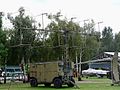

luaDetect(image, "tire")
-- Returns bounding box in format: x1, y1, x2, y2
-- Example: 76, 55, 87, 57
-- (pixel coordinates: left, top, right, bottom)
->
23, 80, 26, 83
111, 84, 114, 86
53, 78, 62, 88
44, 83, 51, 87
30, 78, 38, 87
67, 78, 75, 87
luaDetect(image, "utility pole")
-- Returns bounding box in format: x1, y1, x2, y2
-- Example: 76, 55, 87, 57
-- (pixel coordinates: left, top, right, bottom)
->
79, 20, 89, 70
41, 13, 48, 29
63, 29, 70, 80
70, 17, 79, 76
35, 13, 47, 45
64, 30, 69, 62
42, 13, 47, 46
18, 7, 27, 80
76, 19, 89, 81
19, 7, 25, 44
70, 17, 80, 78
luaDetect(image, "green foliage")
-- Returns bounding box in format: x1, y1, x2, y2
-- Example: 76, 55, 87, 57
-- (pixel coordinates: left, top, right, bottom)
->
101, 27, 113, 52
79, 20, 100, 61
2, 8, 119, 66
7, 7, 35, 65
46, 13, 100, 63
114, 32, 120, 51
46, 12, 82, 61
0, 17, 8, 64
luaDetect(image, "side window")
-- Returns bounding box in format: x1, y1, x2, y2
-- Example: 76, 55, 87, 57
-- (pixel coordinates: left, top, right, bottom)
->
15, 69, 21, 72
6, 69, 14, 72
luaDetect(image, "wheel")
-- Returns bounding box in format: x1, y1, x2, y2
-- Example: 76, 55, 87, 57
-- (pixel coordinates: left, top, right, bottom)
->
53, 78, 62, 88
23, 80, 26, 83
67, 78, 75, 87
111, 83, 114, 86
44, 83, 51, 87
30, 78, 38, 87
78, 76, 82, 81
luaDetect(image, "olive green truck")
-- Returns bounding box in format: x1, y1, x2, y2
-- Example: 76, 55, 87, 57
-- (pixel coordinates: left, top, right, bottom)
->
29, 61, 75, 88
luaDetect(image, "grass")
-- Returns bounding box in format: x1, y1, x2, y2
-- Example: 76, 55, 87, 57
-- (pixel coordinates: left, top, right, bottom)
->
0, 83, 76, 90
0, 77, 120, 90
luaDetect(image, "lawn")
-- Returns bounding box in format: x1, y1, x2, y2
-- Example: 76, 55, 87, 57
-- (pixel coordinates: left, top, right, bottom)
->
0, 78, 120, 90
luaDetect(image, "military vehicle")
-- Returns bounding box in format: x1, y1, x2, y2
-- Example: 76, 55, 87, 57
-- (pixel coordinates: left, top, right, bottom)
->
29, 61, 75, 88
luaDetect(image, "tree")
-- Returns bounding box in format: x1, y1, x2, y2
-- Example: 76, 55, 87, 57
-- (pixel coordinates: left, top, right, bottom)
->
101, 27, 114, 52
45, 12, 83, 62
114, 32, 120, 51
7, 7, 35, 65
46, 13, 99, 63
6, 9, 103, 64
0, 13, 8, 65
81, 20, 100, 61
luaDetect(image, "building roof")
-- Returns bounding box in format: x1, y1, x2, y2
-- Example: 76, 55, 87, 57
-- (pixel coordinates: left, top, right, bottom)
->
104, 52, 120, 57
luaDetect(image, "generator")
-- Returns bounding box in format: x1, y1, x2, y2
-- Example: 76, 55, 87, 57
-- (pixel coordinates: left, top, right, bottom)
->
29, 61, 75, 88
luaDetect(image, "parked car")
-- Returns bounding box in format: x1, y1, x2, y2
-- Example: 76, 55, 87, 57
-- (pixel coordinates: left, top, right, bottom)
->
1, 66, 24, 81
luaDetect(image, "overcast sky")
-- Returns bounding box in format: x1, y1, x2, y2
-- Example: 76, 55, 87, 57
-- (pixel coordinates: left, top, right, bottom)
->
0, 0, 120, 34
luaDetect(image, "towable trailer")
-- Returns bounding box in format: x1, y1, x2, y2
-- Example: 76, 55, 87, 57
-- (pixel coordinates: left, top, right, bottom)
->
29, 61, 75, 88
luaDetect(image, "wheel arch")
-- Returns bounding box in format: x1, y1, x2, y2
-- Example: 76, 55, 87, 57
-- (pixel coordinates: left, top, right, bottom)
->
52, 76, 62, 83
